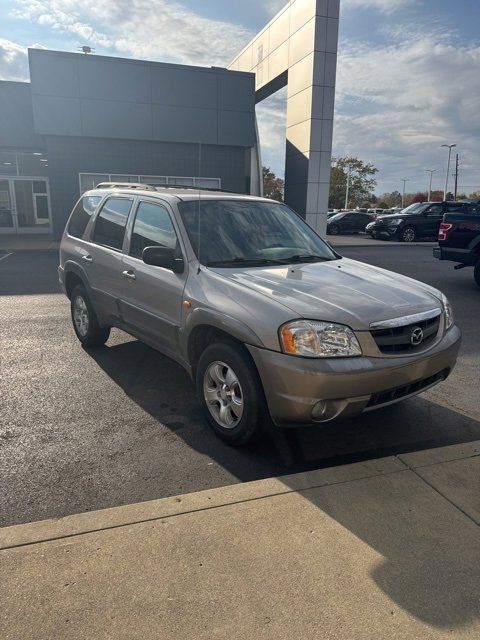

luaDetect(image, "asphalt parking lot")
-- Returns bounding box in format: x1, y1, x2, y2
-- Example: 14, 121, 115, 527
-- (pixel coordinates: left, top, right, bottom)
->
1, 244, 479, 527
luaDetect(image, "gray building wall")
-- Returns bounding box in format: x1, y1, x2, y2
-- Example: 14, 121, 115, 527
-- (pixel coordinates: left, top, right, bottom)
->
0, 81, 44, 150
45, 136, 250, 237
28, 50, 256, 147
1, 51, 258, 239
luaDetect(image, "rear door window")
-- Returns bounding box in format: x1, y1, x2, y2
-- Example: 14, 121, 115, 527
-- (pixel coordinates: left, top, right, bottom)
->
425, 203, 444, 217
92, 197, 133, 250
67, 195, 102, 238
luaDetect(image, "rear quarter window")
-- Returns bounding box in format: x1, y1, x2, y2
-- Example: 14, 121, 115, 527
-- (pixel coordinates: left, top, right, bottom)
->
68, 195, 102, 238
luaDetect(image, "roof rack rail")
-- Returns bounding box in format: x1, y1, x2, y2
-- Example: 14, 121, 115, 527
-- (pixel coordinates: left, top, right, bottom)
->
94, 182, 157, 191
154, 185, 234, 193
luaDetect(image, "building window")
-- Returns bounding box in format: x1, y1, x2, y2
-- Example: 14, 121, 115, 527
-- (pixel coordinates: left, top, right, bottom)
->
79, 173, 221, 194
0, 151, 48, 177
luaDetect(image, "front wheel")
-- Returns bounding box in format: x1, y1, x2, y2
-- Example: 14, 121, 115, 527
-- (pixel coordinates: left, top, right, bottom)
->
70, 284, 110, 347
474, 262, 480, 289
400, 226, 416, 242
196, 342, 265, 445
328, 224, 340, 236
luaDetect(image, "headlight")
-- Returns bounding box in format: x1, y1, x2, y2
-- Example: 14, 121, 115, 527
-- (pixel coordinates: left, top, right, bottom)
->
442, 294, 454, 330
279, 320, 362, 358
388, 218, 403, 226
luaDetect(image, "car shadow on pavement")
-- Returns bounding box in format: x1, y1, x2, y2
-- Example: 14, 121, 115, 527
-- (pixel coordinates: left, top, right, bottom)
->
88, 336, 480, 475
88, 337, 480, 632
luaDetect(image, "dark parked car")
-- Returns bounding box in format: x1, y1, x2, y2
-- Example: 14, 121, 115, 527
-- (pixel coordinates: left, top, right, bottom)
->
367, 201, 472, 242
433, 202, 480, 288
326, 211, 372, 235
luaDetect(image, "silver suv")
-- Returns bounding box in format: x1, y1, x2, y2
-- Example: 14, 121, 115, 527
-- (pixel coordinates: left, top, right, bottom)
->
59, 184, 461, 445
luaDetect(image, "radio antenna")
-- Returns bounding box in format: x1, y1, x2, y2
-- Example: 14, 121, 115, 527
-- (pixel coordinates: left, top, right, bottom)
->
197, 141, 202, 274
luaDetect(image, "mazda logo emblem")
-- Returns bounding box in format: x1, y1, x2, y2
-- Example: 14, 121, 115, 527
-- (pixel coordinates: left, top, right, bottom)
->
410, 327, 424, 346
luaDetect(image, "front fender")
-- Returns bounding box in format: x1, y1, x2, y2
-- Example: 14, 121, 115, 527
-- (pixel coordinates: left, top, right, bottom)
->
180, 307, 265, 361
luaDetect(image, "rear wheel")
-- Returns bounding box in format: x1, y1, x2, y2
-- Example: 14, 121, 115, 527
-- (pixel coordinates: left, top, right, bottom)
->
474, 262, 480, 289
401, 226, 416, 242
329, 224, 340, 235
196, 341, 265, 445
70, 284, 110, 347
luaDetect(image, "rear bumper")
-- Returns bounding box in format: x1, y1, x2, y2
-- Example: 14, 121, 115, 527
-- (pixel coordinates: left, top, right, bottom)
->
247, 325, 461, 427
433, 246, 476, 266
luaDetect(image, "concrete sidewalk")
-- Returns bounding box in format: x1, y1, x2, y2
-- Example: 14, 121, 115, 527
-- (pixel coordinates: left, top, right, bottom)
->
0, 234, 59, 252
1, 441, 479, 639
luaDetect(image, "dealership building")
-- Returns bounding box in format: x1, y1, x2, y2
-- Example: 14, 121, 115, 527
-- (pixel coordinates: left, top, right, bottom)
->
0, 0, 339, 240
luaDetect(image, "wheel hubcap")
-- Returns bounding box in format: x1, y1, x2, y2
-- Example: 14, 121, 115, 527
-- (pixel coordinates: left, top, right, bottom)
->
73, 295, 89, 337
203, 361, 244, 429
403, 228, 415, 242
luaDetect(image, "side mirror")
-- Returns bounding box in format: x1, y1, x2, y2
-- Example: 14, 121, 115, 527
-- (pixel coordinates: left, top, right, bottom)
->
142, 246, 184, 273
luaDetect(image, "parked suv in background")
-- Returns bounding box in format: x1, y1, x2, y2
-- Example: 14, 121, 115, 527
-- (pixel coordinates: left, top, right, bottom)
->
59, 184, 461, 445
327, 211, 372, 235
368, 201, 471, 242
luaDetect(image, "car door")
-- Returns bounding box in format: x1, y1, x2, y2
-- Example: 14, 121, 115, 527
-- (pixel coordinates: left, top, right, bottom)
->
357, 213, 370, 231
85, 195, 135, 323
422, 203, 445, 238
120, 198, 187, 356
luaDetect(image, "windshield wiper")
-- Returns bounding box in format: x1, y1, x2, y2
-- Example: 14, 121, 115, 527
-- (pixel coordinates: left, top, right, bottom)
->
207, 257, 287, 267
285, 254, 332, 263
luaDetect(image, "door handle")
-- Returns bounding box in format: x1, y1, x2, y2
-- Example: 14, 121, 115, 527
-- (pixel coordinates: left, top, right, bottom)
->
82, 254, 93, 263
122, 269, 136, 281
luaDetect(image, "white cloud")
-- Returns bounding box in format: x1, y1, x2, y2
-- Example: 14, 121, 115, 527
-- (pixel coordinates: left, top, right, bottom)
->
256, 86, 287, 175
334, 32, 480, 191
12, 0, 251, 67
342, 0, 415, 13
0, 39, 44, 81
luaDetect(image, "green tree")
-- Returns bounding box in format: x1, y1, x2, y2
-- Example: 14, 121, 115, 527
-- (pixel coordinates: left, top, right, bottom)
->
329, 157, 378, 209
263, 166, 284, 202
377, 191, 402, 207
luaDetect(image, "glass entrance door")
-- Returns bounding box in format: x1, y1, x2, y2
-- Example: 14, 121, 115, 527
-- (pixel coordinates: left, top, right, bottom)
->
0, 179, 15, 233
0, 178, 52, 234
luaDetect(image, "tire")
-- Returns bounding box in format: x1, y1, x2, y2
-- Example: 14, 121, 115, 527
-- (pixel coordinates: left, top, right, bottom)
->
400, 226, 416, 242
328, 224, 340, 236
70, 284, 110, 347
196, 341, 265, 445
474, 262, 480, 289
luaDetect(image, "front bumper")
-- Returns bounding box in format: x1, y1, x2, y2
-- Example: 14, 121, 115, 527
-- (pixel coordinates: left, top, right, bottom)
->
247, 325, 461, 427
371, 225, 398, 238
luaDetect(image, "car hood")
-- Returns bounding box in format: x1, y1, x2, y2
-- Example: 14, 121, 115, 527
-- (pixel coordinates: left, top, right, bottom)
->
210, 258, 443, 331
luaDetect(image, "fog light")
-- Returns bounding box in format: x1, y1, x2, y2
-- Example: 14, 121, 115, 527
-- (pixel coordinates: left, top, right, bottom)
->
312, 400, 328, 420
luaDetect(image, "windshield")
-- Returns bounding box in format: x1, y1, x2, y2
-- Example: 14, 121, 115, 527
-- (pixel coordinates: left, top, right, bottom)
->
400, 203, 429, 215
178, 199, 337, 267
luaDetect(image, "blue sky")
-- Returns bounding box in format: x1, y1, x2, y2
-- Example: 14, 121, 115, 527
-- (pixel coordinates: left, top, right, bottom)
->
1, 0, 479, 195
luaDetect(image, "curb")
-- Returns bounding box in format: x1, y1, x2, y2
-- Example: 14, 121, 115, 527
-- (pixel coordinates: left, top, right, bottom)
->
2, 440, 479, 551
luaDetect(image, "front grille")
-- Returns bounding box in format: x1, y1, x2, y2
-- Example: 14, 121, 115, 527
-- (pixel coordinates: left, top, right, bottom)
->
367, 369, 449, 408
371, 314, 441, 354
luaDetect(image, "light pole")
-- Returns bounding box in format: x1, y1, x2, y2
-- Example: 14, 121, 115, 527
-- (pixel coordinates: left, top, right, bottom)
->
425, 169, 436, 201
441, 144, 456, 200
401, 178, 409, 208
344, 165, 352, 210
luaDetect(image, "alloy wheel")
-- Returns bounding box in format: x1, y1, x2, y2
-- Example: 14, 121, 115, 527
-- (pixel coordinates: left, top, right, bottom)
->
73, 295, 90, 337
203, 361, 244, 429
402, 227, 416, 242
